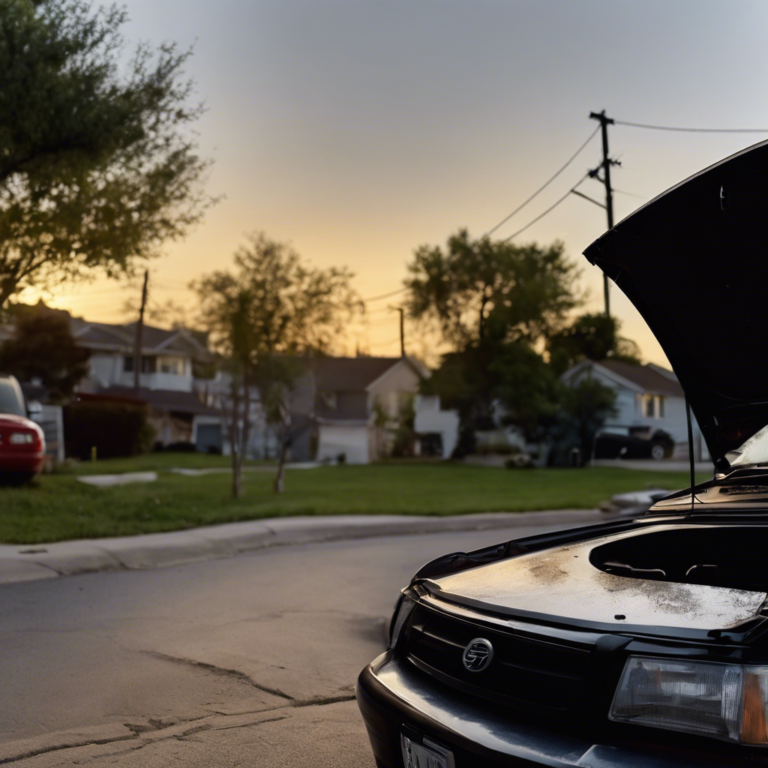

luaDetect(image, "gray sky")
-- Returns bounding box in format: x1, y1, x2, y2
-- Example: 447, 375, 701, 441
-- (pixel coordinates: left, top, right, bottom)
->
40, 0, 768, 364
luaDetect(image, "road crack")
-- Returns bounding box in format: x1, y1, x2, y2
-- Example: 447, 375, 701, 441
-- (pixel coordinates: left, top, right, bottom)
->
2, 680, 357, 764
291, 694, 356, 709
210, 716, 289, 733
142, 651, 294, 701
0, 734, 136, 764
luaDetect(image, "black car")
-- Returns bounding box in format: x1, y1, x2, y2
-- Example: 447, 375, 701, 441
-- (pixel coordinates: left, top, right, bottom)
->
357, 141, 768, 767
595, 428, 675, 461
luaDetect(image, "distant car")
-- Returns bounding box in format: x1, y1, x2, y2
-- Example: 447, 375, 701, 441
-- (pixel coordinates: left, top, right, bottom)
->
595, 428, 674, 461
0, 375, 45, 482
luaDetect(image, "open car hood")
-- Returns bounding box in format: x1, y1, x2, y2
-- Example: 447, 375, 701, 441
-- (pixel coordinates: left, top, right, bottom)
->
425, 525, 767, 632
584, 139, 768, 465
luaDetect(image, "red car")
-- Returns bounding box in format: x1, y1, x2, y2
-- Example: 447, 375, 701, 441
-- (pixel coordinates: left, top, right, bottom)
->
0, 376, 45, 482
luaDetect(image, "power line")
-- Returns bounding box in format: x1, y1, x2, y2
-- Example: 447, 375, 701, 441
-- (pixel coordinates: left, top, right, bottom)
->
369, 336, 402, 348
362, 287, 406, 303
364, 315, 402, 327
485, 126, 600, 237
153, 284, 190, 292
614, 119, 768, 134
612, 187, 647, 199
363, 305, 395, 315
501, 175, 588, 243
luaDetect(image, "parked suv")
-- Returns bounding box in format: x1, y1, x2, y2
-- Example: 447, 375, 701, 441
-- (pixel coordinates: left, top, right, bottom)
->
595, 427, 674, 460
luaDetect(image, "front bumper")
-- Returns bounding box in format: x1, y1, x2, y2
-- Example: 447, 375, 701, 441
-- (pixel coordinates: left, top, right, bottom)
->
357, 652, 756, 768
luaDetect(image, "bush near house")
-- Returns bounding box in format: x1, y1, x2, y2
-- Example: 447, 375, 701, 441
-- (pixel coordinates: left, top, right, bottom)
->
63, 400, 155, 460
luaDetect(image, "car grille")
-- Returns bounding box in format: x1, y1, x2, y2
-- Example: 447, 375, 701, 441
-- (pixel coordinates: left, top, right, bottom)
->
401, 600, 592, 715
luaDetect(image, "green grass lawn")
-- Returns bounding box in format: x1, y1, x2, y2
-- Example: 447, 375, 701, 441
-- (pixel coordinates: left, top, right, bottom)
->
0, 457, 711, 544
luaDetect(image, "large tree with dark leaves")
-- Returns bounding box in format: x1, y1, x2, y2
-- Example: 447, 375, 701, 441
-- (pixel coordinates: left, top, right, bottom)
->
406, 229, 581, 348
0, 304, 90, 400
548, 312, 641, 375
0, 0, 213, 306
407, 230, 581, 435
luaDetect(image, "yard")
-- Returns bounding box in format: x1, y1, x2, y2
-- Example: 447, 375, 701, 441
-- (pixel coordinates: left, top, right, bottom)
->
0, 455, 710, 544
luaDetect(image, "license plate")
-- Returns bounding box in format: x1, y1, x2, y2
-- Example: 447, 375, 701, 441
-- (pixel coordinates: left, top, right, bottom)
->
401, 734, 455, 768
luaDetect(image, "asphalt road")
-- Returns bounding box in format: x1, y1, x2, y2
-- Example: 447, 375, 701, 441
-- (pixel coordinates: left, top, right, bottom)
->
0, 519, 585, 767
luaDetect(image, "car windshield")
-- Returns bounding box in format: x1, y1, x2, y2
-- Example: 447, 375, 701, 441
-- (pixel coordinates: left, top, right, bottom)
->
0, 379, 25, 417
726, 423, 768, 469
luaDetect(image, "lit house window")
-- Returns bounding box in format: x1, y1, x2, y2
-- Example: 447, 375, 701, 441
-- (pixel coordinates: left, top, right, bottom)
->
158, 356, 184, 375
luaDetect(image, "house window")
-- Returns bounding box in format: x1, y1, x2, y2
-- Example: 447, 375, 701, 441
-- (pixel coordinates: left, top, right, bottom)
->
123, 356, 157, 374
320, 391, 337, 410
158, 356, 184, 375
643, 395, 665, 419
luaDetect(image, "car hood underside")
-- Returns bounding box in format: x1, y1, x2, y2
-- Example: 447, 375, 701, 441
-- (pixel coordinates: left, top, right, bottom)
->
583, 139, 768, 464
424, 525, 767, 632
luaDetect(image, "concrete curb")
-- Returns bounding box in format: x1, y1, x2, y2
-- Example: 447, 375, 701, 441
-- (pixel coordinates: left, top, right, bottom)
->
0, 508, 611, 586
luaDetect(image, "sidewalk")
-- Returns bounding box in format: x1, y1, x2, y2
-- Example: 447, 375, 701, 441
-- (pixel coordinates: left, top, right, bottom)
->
592, 458, 713, 473
0, 509, 608, 585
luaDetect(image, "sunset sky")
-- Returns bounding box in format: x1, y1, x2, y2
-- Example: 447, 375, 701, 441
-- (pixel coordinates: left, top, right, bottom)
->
34, 0, 768, 366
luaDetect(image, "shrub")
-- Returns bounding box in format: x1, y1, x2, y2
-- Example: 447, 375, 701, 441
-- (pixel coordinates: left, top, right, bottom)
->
505, 453, 535, 469
63, 400, 154, 460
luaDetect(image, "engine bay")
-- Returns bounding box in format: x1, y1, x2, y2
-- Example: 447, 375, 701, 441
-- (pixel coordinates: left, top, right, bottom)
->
590, 526, 768, 592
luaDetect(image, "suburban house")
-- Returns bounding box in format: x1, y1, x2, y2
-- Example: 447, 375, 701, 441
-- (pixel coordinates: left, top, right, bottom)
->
302, 355, 426, 464
413, 395, 460, 459
208, 355, 426, 464
72, 319, 222, 449
562, 359, 709, 460
1, 303, 432, 462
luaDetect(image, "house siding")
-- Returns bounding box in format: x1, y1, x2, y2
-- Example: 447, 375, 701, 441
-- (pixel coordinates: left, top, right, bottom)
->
316, 424, 369, 464
564, 362, 710, 461
367, 362, 421, 418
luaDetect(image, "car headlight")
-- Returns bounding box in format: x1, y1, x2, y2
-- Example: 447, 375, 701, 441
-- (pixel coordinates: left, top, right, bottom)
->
610, 656, 768, 744
388, 593, 416, 650
9, 432, 35, 445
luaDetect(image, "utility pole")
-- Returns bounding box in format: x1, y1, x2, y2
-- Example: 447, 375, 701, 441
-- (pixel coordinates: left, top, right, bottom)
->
589, 110, 618, 317
133, 270, 149, 393
388, 306, 406, 357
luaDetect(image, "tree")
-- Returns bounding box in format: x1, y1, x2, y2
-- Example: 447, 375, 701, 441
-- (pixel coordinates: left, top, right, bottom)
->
409, 230, 582, 440
405, 230, 581, 348
0, 0, 213, 307
422, 342, 561, 443
490, 343, 562, 440
195, 233, 361, 497
548, 312, 641, 375
0, 304, 90, 400
557, 377, 617, 466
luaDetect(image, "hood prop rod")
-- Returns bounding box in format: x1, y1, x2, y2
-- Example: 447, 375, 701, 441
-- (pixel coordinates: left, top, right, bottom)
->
686, 398, 696, 511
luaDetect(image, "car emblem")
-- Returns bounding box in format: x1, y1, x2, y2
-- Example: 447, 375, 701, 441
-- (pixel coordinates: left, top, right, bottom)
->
462, 638, 493, 672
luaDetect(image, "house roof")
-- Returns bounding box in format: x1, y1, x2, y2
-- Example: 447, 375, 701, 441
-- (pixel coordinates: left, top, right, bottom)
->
100, 386, 221, 417
73, 320, 213, 362
595, 359, 685, 397
313, 356, 409, 392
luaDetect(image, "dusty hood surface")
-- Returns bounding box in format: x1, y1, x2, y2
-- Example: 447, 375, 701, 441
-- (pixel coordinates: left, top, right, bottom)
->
583, 139, 768, 463
427, 526, 766, 631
